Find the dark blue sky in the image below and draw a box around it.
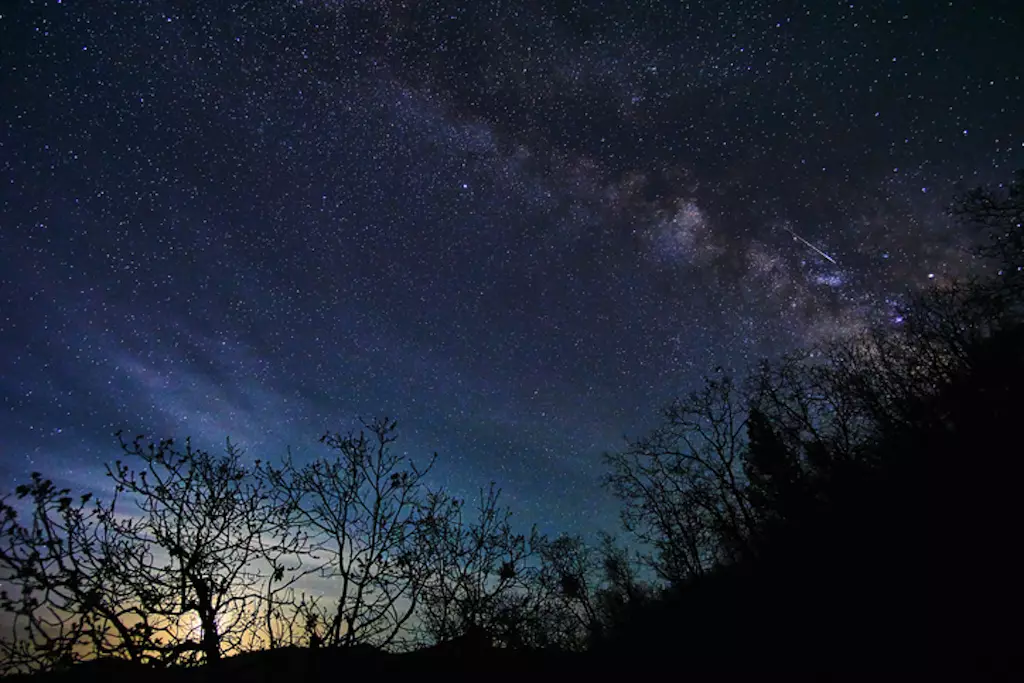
[2,0,1021,535]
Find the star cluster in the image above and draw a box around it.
[1,0,1021,534]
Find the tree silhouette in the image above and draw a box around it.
[4,174,1023,674]
[261,417,438,650]
[532,533,602,649]
[742,406,812,529]
[0,475,148,673]
[602,370,756,585]
[953,168,1024,304]
[595,167,1024,666]
[415,482,541,649]
[102,433,299,665]
[1,436,295,671]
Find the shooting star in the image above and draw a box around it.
[783,226,838,265]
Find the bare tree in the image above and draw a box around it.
[603,371,756,585]
[532,533,604,649]
[103,432,298,665]
[746,347,878,468]
[953,169,1024,299]
[262,417,436,650]
[416,483,541,648]
[0,474,162,674]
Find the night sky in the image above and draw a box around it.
[1,0,1021,535]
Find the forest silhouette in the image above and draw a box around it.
[1,174,1021,677]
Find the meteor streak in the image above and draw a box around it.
[784,226,837,264]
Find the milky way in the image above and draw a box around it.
[1,0,1021,534]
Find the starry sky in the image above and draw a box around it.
[1,0,1021,535]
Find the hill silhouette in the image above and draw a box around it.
[3,174,1022,675]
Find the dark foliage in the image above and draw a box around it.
[588,172,1023,671]
[3,174,1021,675]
